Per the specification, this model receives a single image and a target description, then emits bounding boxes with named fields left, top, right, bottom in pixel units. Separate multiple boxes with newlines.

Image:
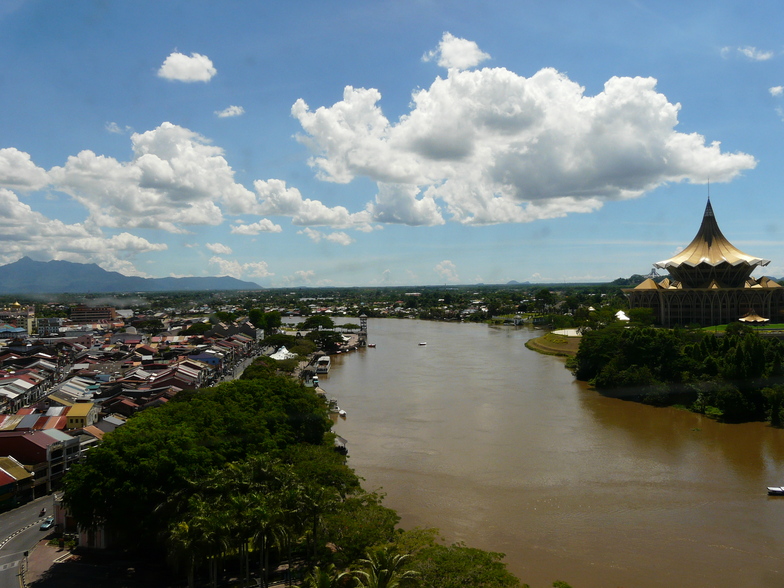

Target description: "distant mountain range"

left=0, top=257, right=262, bottom=294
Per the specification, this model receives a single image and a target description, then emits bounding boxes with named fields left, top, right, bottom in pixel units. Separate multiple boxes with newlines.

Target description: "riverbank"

left=525, top=331, right=580, bottom=356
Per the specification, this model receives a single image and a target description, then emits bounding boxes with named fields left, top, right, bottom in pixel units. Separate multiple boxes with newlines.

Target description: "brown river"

left=320, top=318, right=784, bottom=588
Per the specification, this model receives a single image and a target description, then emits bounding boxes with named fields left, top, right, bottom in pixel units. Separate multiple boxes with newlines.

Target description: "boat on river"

left=767, top=486, right=784, bottom=495
left=316, top=355, right=331, bottom=374
left=418, top=342, right=427, bottom=346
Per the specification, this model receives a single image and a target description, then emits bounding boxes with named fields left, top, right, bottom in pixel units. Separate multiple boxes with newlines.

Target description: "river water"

left=323, top=318, right=784, bottom=588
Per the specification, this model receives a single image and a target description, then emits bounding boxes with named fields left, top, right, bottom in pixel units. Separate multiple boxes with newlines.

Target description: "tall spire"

left=654, top=199, right=769, bottom=288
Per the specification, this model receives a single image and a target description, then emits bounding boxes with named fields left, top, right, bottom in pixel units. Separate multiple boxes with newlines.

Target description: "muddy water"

left=323, top=318, right=784, bottom=587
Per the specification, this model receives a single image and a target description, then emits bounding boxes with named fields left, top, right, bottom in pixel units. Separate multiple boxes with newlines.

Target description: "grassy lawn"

left=525, top=331, right=581, bottom=357
left=702, top=323, right=784, bottom=333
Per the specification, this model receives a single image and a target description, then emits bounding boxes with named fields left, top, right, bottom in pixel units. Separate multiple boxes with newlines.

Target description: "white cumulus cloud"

left=158, top=51, right=216, bottom=82
left=738, top=46, right=774, bottom=61
left=253, top=178, right=373, bottom=228
left=215, top=105, right=245, bottom=118
left=206, top=242, right=233, bottom=255
left=770, top=86, right=784, bottom=97
left=434, top=260, right=459, bottom=283
left=0, top=148, right=49, bottom=191
left=293, top=45, right=756, bottom=226
left=105, top=122, right=132, bottom=134
left=422, top=32, right=491, bottom=70
left=298, top=227, right=354, bottom=245
left=0, top=188, right=166, bottom=275
left=209, top=256, right=273, bottom=280
left=230, top=219, right=283, bottom=235
left=49, top=122, right=254, bottom=232
left=243, top=261, right=273, bottom=279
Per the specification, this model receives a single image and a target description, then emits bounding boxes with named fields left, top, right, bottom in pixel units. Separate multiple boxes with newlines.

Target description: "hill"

left=0, top=257, right=262, bottom=294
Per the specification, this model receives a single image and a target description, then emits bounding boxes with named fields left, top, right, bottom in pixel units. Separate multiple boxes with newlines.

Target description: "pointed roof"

left=654, top=199, right=769, bottom=270
left=633, top=278, right=660, bottom=290
left=739, top=309, right=770, bottom=323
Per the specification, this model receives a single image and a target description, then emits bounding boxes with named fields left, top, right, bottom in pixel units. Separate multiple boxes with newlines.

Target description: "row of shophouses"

left=0, top=319, right=262, bottom=519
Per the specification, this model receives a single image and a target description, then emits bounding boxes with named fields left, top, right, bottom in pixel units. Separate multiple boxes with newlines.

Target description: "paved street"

left=0, top=495, right=56, bottom=587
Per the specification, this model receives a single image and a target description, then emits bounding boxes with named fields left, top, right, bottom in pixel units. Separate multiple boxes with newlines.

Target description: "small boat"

left=368, top=343, right=376, bottom=348
left=767, top=486, right=784, bottom=496
left=418, top=342, right=427, bottom=346
left=338, top=409, right=347, bottom=417
left=316, top=355, right=331, bottom=374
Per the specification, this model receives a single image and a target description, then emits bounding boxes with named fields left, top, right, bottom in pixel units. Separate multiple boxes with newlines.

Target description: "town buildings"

left=0, top=304, right=264, bottom=508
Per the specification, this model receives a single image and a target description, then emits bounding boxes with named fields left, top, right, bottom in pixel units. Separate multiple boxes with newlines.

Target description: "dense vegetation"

left=62, top=363, right=530, bottom=587
left=572, top=323, right=784, bottom=423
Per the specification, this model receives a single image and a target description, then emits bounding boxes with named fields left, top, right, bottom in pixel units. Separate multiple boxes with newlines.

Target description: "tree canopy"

left=302, top=315, right=336, bottom=331
left=573, top=325, right=784, bottom=422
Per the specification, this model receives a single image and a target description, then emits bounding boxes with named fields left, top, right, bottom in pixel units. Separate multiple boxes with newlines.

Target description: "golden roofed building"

left=625, top=199, right=784, bottom=327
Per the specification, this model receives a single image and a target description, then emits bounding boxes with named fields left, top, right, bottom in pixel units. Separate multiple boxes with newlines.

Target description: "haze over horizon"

left=2, top=1, right=782, bottom=287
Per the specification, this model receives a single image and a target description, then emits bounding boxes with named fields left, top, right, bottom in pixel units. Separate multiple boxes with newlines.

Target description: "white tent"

left=270, top=346, right=297, bottom=360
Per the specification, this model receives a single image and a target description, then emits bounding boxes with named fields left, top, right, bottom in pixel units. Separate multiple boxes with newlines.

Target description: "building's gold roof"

left=739, top=310, right=770, bottom=323
left=759, top=276, right=782, bottom=288
left=654, top=200, right=769, bottom=271
left=633, top=278, right=660, bottom=290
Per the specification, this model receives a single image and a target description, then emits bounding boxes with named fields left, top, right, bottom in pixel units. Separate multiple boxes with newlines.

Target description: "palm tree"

left=298, top=482, right=341, bottom=565
left=302, top=563, right=352, bottom=588
left=166, top=519, right=202, bottom=588
left=353, top=547, right=420, bottom=588
left=166, top=494, right=233, bottom=588
left=248, top=491, right=288, bottom=588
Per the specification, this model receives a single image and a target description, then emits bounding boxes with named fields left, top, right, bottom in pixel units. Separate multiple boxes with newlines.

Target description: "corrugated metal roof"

left=17, top=414, right=40, bottom=430
left=0, top=469, right=16, bottom=486
left=0, top=416, right=23, bottom=431
left=0, top=457, right=32, bottom=480
left=40, top=429, right=73, bottom=442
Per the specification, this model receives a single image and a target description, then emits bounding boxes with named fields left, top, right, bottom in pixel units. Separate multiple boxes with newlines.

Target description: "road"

left=0, top=495, right=56, bottom=588
left=220, top=352, right=264, bottom=383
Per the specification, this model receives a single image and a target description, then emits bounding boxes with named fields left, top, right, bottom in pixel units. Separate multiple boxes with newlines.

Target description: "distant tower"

left=358, top=314, right=368, bottom=347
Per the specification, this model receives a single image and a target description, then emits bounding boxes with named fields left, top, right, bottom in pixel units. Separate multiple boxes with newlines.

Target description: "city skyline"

left=2, top=1, right=783, bottom=287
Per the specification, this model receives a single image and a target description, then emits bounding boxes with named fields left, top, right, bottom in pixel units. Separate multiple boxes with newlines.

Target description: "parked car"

left=39, top=517, right=54, bottom=530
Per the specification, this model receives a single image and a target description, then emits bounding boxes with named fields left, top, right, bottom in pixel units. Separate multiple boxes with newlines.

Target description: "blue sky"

left=1, top=0, right=783, bottom=287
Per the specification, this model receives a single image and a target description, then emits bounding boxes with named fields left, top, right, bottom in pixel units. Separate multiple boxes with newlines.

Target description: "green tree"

left=303, top=564, right=351, bottom=588
left=352, top=547, right=420, bottom=588
left=307, top=330, right=345, bottom=354
left=266, top=310, right=283, bottom=330
left=180, top=322, right=212, bottom=335
left=411, top=543, right=520, bottom=588
left=64, top=377, right=332, bottom=545
left=764, top=386, right=784, bottom=427
left=303, top=315, right=336, bottom=331
left=249, top=308, right=267, bottom=330
left=214, top=310, right=237, bottom=323
left=322, top=493, right=400, bottom=568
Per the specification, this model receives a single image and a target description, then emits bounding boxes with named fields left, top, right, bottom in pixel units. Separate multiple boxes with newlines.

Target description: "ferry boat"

left=316, top=355, right=331, bottom=374
left=767, top=486, right=784, bottom=496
